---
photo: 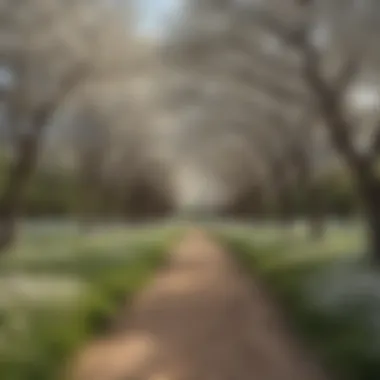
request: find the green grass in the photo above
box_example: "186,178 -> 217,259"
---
216,225 -> 380,380
0,224 -> 183,380
0,220 -> 376,380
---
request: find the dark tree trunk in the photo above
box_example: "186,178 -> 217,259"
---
277,187 -> 294,226
221,186 -> 265,220
76,153 -> 103,232
290,142 -> 326,241
308,212 -> 325,240
305,182 -> 326,240
297,30 -> 380,261
123,175 -> 173,222
366,208 -> 380,264
0,68 -> 87,252
359,176 -> 380,264
0,132 -> 41,252
272,161 -> 295,230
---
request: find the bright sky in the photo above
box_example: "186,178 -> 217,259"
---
137,0 -> 181,35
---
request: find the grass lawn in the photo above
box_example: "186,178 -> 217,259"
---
0,222 -> 183,380
0,219 -> 376,380
214,221 -> 380,380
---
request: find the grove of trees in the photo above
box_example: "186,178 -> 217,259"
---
1,0 -> 380,261
0,0 -> 173,249
162,0 -> 380,261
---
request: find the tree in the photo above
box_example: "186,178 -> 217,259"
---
256,0 -> 380,260
0,0 -> 136,250
162,0 -> 330,235
164,0 -> 380,257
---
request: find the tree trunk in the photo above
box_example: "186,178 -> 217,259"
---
306,183 -> 326,241
76,164 -> 102,233
278,188 -> 294,226
308,213 -> 325,240
0,132 -> 41,252
274,171 -> 295,230
359,176 -> 380,264
291,145 -> 326,241
269,157 -> 295,230
366,209 -> 380,264
0,68 -> 87,252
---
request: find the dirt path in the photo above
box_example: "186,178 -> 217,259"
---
67,228 -> 327,380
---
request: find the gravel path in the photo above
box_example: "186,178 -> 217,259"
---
67,229 -> 327,380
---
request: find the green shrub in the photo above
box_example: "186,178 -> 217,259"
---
24,170 -> 76,217
319,168 -> 360,217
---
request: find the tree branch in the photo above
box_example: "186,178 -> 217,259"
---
32,62 -> 90,133
334,52 -> 361,96
288,2 -> 367,173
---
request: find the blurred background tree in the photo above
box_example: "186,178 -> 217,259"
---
0,0 -> 379,258
1,2 -> 380,379
0,0 -> 172,247
161,0 -> 380,260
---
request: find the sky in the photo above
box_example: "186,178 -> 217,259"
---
137,0 -> 181,35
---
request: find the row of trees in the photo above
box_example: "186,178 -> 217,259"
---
0,0 -> 174,249
161,0 -> 380,261
1,0 -> 380,263
0,152 -> 358,219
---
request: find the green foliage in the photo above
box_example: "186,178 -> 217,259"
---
24,169 -> 77,216
0,153 -> 76,216
219,232 -> 380,380
319,168 -> 360,217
